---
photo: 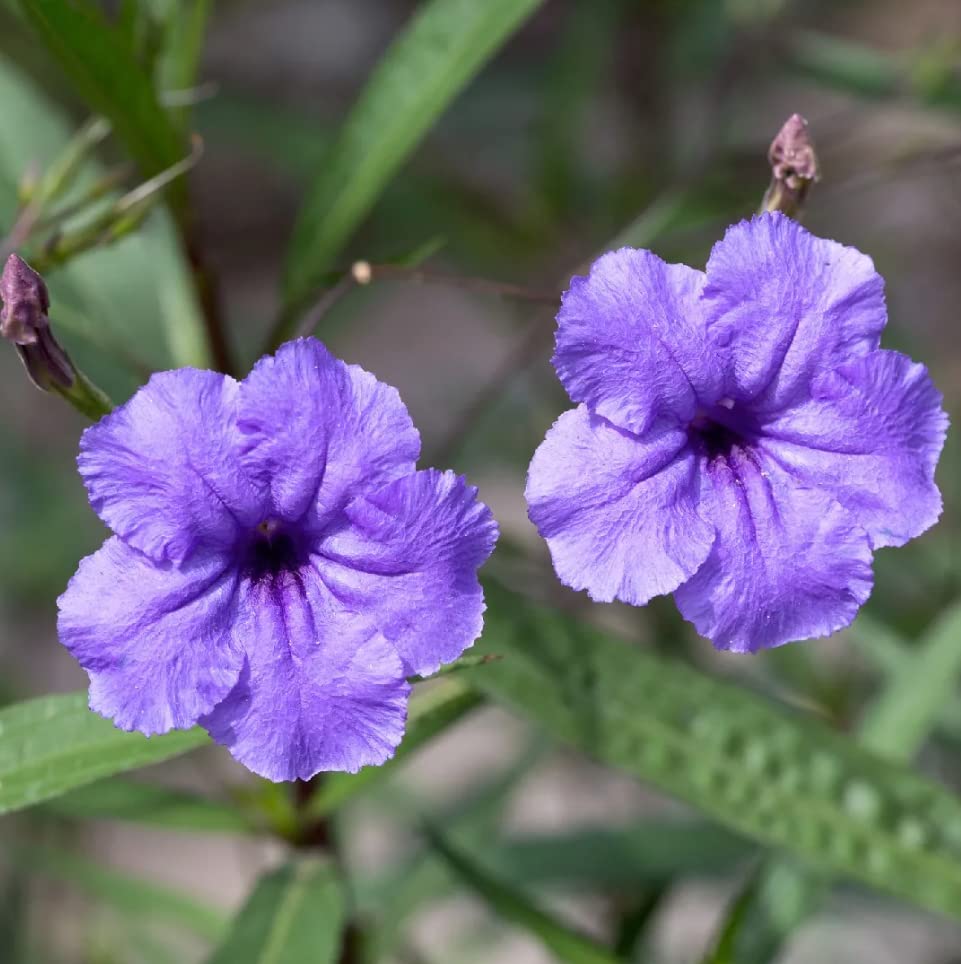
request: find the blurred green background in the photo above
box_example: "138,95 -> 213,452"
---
2,1 -> 961,962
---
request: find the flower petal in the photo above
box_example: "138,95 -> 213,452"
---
57,537 -> 244,735
526,406 -> 716,606
238,339 -> 420,530
761,350 -> 947,549
79,369 -> 263,565
703,213 -> 886,410
201,573 -> 409,781
553,249 -> 720,433
316,469 -> 497,676
674,452 -> 874,652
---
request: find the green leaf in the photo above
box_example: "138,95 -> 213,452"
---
206,858 -> 346,964
787,30 -> 961,112
0,54 -> 209,371
360,815 -> 746,963
425,824 -> 623,964
699,599 -> 961,962
0,692 -> 209,815
357,738 -> 547,961
469,583 -> 961,920
280,0 -> 546,324
851,613 -> 961,742
307,677 -> 482,820
24,846 -> 228,943
699,867 -> 765,964
43,777 -> 252,833
858,600 -> 961,755
154,0 -> 213,103
17,0 -> 183,178
489,820 -> 750,891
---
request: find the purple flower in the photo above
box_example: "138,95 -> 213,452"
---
58,339 -> 497,780
526,213 -> 947,652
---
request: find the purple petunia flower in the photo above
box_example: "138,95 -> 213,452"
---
58,338 -> 497,780
526,213 -> 947,653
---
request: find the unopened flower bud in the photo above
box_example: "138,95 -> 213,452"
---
18,326 -> 75,391
1,253 -> 50,345
0,253 -> 112,417
761,113 -> 819,219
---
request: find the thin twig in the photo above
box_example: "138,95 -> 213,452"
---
288,260 -> 560,344
427,312 -> 550,466
424,191 -> 697,466
292,272 -> 358,340
360,262 -> 559,304
119,134 -> 206,213
31,165 -> 135,233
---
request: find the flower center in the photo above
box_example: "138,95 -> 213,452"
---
688,399 -> 758,463
243,519 -> 309,582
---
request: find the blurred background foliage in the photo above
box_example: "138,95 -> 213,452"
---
1,0 -> 961,962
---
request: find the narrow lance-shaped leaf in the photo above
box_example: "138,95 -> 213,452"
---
42,777 -> 252,834
0,56 -> 208,371
17,0 -> 184,182
859,600 -> 961,755
23,846 -> 228,943
469,582 -> 961,921
700,598 -> 961,963
788,30 -> 961,111
279,0 -> 546,328
206,858 -> 345,964
425,823 -> 623,964
489,820 -> 750,892
0,692 -> 208,816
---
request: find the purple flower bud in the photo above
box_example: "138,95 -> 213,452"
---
17,327 -> 75,391
1,254 -> 51,345
0,253 -> 111,417
762,114 -> 819,218
1,254 -> 77,391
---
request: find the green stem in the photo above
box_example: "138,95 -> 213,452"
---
52,369 -> 114,420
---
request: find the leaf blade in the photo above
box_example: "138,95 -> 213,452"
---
206,858 -> 345,964
17,0 -> 183,178
24,846 -> 228,943
700,600 -> 961,963
0,692 -> 209,815
0,53 -> 208,370
425,824 -> 623,964
42,777 -> 252,833
469,584 -> 961,921
280,0 -> 546,323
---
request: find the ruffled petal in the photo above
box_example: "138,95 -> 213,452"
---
553,249 -> 721,433
57,538 -> 244,735
526,406 -> 716,606
237,339 -> 420,531
761,350 -> 947,549
703,213 -> 886,411
201,572 -> 409,781
674,451 -> 874,652
78,369 -> 264,565
315,469 -> 497,676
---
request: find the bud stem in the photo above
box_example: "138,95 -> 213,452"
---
51,369 -> 114,420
